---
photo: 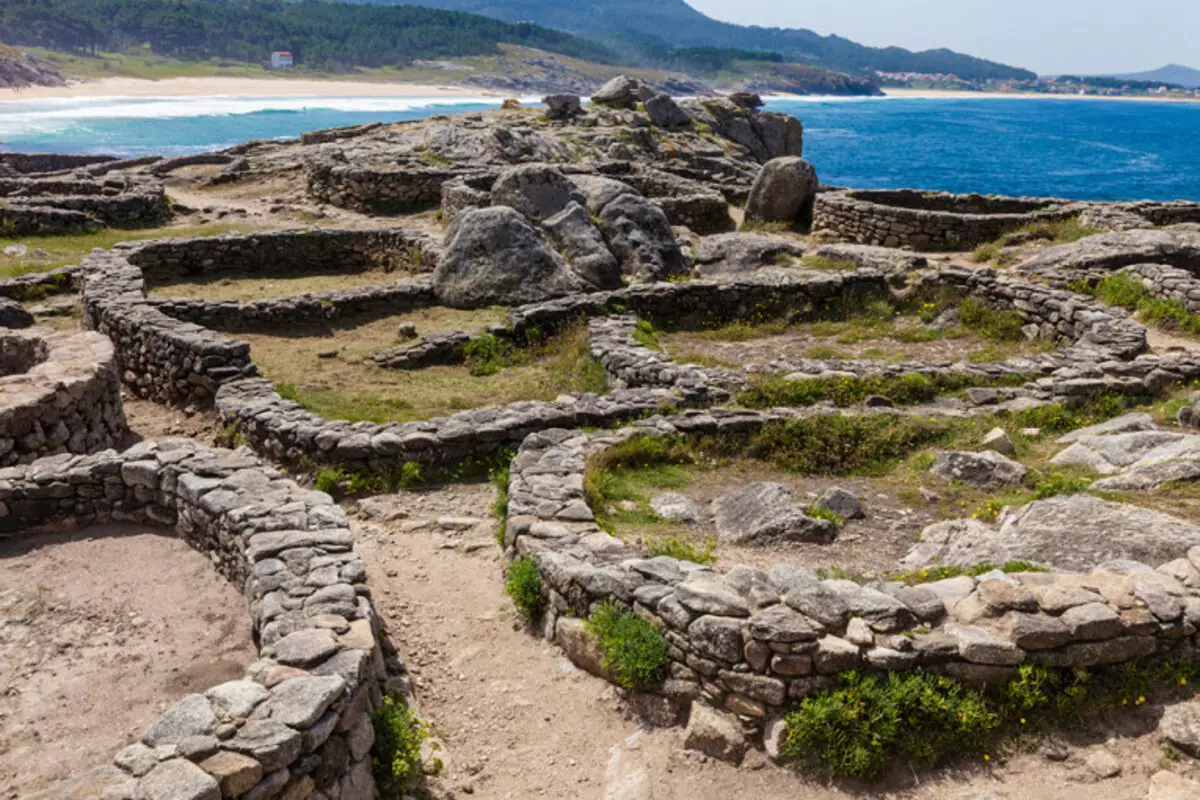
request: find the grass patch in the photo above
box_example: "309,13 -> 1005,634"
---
504,557 -> 546,619
371,695 -> 429,795
887,561 -> 1048,586
258,318 -> 607,424
783,660 -> 1198,781
958,296 -> 1026,342
631,318 -> 662,351
971,243 -> 1002,264
737,372 -> 1030,410
801,255 -> 857,272
1012,394 -> 1136,434
585,602 -> 670,690
806,505 -> 846,528
973,472 -> 1095,522
0,223 -> 256,279
490,465 -> 509,545
1079,274 -> 1200,337
1018,216 -> 1101,244
645,533 -> 717,565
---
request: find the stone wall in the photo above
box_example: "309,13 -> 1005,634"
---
307,160 -> 456,213
0,328 -> 128,466
1124,263 -> 1200,315
4,440 -> 394,800
0,176 -> 169,234
812,189 -> 1077,251
0,152 -> 117,174
505,419 -> 1200,730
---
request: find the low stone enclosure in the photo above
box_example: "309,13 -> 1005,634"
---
2,439 -> 394,800
812,189 -> 1200,252
0,173 -> 169,234
502,414 -> 1200,739
0,327 -> 127,466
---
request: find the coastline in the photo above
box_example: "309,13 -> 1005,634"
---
883,87 -> 1200,103
1,75 -> 505,103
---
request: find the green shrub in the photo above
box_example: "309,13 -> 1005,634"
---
1090,274 -> 1200,337
806,505 -> 846,527
463,334 -> 517,376
1013,394 -> 1132,434
958,296 -> 1026,342
971,243 -> 1001,264
645,533 -> 717,565
737,372 -> 1030,411
396,461 -> 423,488
490,465 -> 510,545
632,318 -> 662,351
371,695 -> 428,793
315,467 -> 347,495
781,670 -> 999,780
585,602 -> 670,690
504,557 -> 545,619
889,561 -> 1047,586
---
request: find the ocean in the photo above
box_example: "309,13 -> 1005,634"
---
1,93 -> 1198,202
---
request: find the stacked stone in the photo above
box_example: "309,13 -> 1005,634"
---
80,251 -> 258,406
505,421 -> 1200,732
1018,229 -> 1200,286
3,440 -> 393,800
370,329 -> 472,370
588,315 -> 738,402
154,278 -> 437,334
0,265 -> 80,301
0,175 -> 169,234
0,328 -> 128,466
307,160 -> 456,212
439,172 -> 499,225
0,152 -> 118,174
214,377 -> 687,473
813,189 -> 1077,251
1122,263 -> 1200,315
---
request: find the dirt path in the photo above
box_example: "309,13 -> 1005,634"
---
0,525 -> 257,798
352,486 -> 1197,800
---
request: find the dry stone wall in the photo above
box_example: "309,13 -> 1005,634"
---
505,419 -> 1200,730
813,189 -> 1076,251
0,175 -> 168,234
0,328 -> 127,466
1124,263 -> 1200,314
4,440 -> 394,800
307,161 -> 456,213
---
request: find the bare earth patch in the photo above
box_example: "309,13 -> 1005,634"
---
351,487 -> 1196,800
0,525 -> 257,797
147,269 -> 420,302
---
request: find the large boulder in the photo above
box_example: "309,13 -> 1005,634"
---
542,93 -> 581,119
907,494 -> 1200,571
572,175 -> 640,215
591,75 -> 644,109
541,201 -> 622,289
0,297 -> 35,329
644,93 -> 690,129
680,98 -> 803,161
491,164 -> 586,223
596,193 -> 689,281
1050,430 -> 1192,475
745,156 -> 819,227
711,482 -> 836,544
1018,229 -> 1200,279
693,232 -> 805,277
434,206 -> 586,308
929,450 -> 1027,488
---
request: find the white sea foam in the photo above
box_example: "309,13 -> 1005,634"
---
0,94 -> 534,137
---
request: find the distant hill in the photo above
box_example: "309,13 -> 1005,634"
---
358,0 -> 1037,81
1104,64 -> 1200,88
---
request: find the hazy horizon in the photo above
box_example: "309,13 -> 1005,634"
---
686,0 -> 1199,76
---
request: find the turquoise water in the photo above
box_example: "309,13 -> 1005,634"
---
2,94 -> 1198,201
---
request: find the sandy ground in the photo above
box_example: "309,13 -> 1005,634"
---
0,524 -> 257,797
1,76 -> 504,102
351,486 -> 1200,800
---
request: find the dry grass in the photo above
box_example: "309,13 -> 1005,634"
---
150,269 -> 413,301
244,315 -> 606,423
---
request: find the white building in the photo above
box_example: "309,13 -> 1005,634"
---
270,51 -> 294,70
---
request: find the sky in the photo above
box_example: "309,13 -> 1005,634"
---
686,0 -> 1200,76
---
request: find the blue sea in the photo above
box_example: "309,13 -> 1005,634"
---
1,93 -> 1198,202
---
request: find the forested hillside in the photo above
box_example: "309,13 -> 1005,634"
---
363,0 -> 1036,81
0,0 -> 617,71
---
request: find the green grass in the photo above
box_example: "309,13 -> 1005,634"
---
631,318 -> 662,351
585,602 -> 670,690
490,465 -> 510,545
971,243 -> 1002,264
645,533 -> 717,565
1080,274 -> 1200,337
1012,394 -> 1137,435
806,505 -> 846,528
504,558 -> 546,619
887,561 -> 1048,586
737,371 -> 1030,410
1017,216 -> 1101,244
973,472 -> 1095,522
801,255 -> 857,272
958,296 -> 1027,342
0,223 -> 257,279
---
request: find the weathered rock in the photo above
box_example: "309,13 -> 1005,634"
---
682,704 -> 746,764
541,201 -> 622,289
197,751 -> 263,799
434,206 -> 586,307
143,695 -> 218,748
644,94 -> 690,129
928,450 -> 1027,487
138,759 -> 221,800
542,93 -> 582,119
981,428 -> 1016,456
711,482 -> 835,544
649,492 -> 700,523
223,720 -> 302,773
271,628 -> 340,667
591,76 -> 644,109
491,164 -> 586,223
265,676 -> 346,728
744,157 -> 819,227
556,617 -> 610,679
692,232 -> 805,277
1091,460 -> 1200,492
596,193 -> 689,282
0,297 -> 34,329
815,487 -> 863,519
1161,701 -> 1200,757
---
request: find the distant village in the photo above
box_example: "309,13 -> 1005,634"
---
877,71 -> 1200,98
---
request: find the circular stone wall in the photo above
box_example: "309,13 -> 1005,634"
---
813,189 -> 1076,251
0,328 -> 128,466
